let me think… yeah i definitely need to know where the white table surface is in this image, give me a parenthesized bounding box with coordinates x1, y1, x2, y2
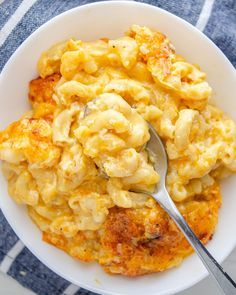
(0, 247, 235, 295)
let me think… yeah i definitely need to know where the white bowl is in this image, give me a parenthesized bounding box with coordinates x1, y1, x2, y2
(0, 1, 236, 294)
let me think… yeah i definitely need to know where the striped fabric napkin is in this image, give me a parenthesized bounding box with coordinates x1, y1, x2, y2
(0, 1, 235, 295)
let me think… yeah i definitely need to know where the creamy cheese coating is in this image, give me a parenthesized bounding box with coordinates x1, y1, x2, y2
(0, 25, 235, 276)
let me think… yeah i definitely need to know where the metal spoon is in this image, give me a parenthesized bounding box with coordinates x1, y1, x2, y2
(143, 124, 236, 295)
(83, 99, 236, 293)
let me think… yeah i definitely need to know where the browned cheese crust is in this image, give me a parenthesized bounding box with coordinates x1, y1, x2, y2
(44, 183, 221, 276)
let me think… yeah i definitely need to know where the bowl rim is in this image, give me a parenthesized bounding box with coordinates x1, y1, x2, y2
(0, 1, 235, 295)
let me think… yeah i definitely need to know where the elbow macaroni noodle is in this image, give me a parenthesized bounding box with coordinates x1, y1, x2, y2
(0, 25, 235, 276)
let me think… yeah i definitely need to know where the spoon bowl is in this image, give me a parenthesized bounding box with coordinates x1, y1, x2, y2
(146, 124, 168, 189)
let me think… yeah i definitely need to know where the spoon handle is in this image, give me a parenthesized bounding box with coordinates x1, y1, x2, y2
(156, 188, 236, 295)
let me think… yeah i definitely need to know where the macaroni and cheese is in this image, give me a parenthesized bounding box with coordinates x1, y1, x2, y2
(0, 25, 235, 276)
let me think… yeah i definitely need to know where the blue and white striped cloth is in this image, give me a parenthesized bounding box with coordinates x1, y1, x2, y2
(0, 1, 235, 294)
